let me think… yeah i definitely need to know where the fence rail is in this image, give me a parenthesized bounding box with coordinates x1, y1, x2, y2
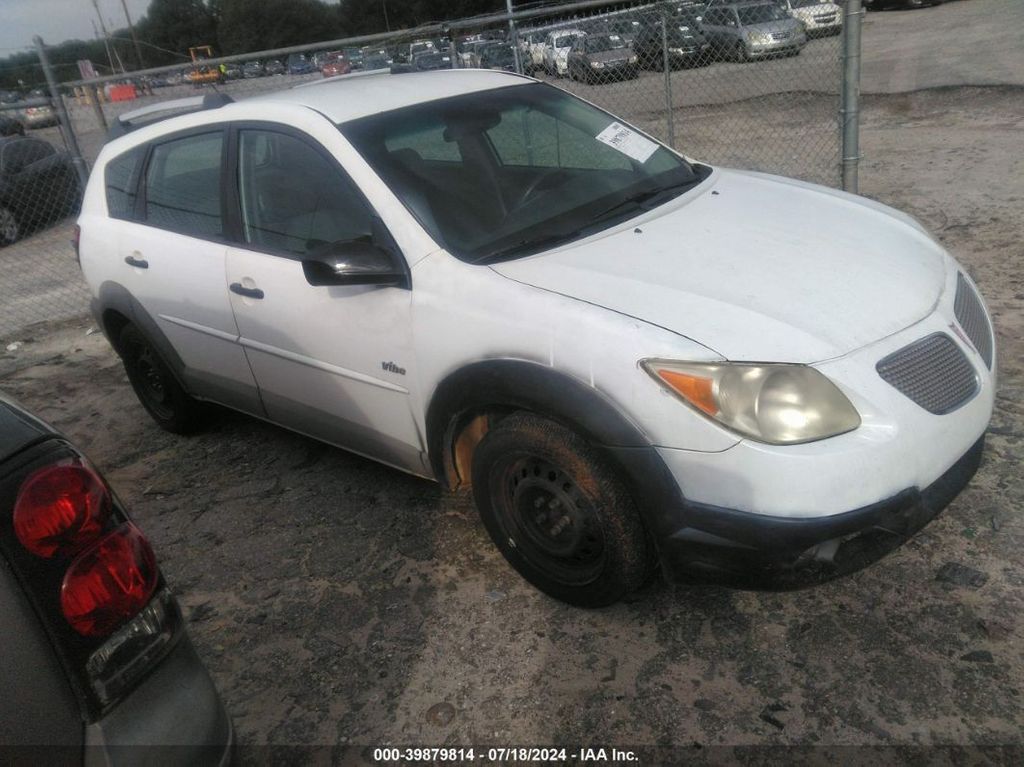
(0, 0, 861, 342)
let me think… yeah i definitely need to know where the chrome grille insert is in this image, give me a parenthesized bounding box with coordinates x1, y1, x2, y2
(954, 273, 993, 369)
(876, 334, 978, 415)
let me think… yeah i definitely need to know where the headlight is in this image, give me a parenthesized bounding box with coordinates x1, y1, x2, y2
(628, 55, 638, 64)
(591, 61, 605, 69)
(750, 32, 772, 44)
(641, 360, 861, 445)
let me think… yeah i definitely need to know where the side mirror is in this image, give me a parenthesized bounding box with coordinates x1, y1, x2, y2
(301, 240, 407, 288)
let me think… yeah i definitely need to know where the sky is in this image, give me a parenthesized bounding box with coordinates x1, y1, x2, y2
(1, 0, 154, 53)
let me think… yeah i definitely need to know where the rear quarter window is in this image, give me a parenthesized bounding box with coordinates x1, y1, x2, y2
(105, 147, 143, 220)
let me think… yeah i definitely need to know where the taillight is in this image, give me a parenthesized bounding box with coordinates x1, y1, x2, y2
(13, 461, 109, 558)
(72, 224, 81, 263)
(3, 447, 181, 717)
(61, 523, 158, 637)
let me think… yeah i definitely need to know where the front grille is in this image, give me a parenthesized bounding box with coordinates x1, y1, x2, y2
(877, 334, 978, 414)
(954, 273, 993, 369)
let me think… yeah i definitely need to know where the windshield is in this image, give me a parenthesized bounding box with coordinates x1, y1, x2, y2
(738, 4, 790, 24)
(340, 83, 702, 263)
(791, 0, 829, 7)
(553, 35, 578, 48)
(587, 35, 627, 53)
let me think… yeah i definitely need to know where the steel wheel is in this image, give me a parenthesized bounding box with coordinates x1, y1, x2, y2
(118, 324, 205, 434)
(472, 412, 654, 607)
(497, 454, 607, 586)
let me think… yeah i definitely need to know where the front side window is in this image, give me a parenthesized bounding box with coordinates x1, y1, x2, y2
(341, 83, 702, 264)
(144, 132, 223, 238)
(237, 129, 373, 256)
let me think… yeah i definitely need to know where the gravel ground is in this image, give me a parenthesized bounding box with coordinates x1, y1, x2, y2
(0, 84, 1021, 755)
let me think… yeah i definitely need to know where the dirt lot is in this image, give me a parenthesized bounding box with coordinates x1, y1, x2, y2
(0, 84, 1021, 754)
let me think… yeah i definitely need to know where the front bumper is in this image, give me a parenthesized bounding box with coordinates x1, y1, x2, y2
(652, 436, 983, 588)
(749, 37, 805, 56)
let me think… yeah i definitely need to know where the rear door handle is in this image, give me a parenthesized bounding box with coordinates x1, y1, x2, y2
(230, 282, 264, 300)
(124, 256, 148, 269)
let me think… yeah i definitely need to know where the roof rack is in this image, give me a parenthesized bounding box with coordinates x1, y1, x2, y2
(107, 92, 233, 141)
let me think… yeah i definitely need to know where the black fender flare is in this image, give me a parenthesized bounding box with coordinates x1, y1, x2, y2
(92, 280, 191, 393)
(425, 359, 687, 547)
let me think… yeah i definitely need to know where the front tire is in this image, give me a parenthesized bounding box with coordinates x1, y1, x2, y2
(118, 324, 205, 434)
(471, 412, 654, 607)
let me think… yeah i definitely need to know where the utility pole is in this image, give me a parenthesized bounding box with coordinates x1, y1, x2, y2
(92, 18, 115, 74)
(382, 1, 390, 32)
(90, 0, 123, 73)
(118, 0, 145, 69)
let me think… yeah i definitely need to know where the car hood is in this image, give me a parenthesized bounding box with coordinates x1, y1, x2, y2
(746, 20, 802, 34)
(491, 169, 948, 363)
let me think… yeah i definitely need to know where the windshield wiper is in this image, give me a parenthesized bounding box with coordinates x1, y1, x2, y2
(586, 175, 703, 228)
(472, 174, 704, 265)
(472, 229, 587, 265)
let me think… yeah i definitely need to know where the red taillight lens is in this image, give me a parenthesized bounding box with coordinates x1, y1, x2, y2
(13, 462, 110, 558)
(61, 524, 158, 637)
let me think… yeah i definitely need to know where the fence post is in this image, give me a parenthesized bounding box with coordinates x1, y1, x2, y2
(840, 0, 864, 193)
(661, 9, 676, 149)
(33, 36, 89, 189)
(507, 0, 523, 75)
(90, 86, 108, 132)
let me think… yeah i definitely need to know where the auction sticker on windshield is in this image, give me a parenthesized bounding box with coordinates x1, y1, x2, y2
(595, 122, 658, 163)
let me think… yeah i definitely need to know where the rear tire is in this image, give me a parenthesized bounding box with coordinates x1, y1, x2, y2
(118, 324, 205, 434)
(471, 412, 654, 607)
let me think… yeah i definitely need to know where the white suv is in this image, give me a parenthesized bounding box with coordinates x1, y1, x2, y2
(78, 71, 995, 606)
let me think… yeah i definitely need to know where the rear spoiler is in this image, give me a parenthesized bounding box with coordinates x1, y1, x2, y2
(107, 92, 233, 141)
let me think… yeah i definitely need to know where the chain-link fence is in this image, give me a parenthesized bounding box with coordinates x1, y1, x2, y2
(1, 0, 861, 343)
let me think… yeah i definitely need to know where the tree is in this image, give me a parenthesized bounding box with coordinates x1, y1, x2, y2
(136, 0, 218, 56)
(217, 0, 340, 54)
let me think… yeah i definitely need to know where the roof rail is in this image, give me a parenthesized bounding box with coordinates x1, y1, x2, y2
(107, 92, 233, 142)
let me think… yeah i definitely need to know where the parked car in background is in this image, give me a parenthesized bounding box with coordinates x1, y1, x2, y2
(776, 0, 843, 35)
(605, 17, 643, 45)
(411, 51, 450, 71)
(361, 48, 391, 70)
(702, 1, 807, 61)
(265, 59, 286, 76)
(321, 51, 352, 78)
(0, 391, 233, 759)
(286, 53, 315, 75)
(20, 102, 58, 129)
(544, 28, 585, 76)
(567, 33, 639, 82)
(344, 47, 364, 70)
(634, 9, 710, 69)
(243, 60, 266, 78)
(221, 62, 243, 80)
(519, 31, 548, 74)
(478, 42, 517, 72)
(0, 136, 80, 246)
(0, 113, 25, 137)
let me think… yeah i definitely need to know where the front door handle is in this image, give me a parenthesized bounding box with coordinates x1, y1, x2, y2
(124, 255, 148, 269)
(230, 282, 264, 300)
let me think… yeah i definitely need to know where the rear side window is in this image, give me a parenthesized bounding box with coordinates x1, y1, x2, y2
(105, 148, 142, 220)
(144, 132, 223, 238)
